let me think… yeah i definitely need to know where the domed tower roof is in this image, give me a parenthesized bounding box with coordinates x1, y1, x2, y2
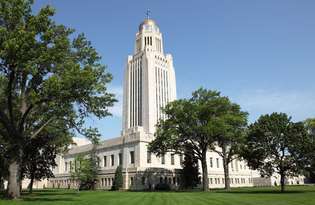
(138, 19, 157, 31)
(138, 18, 160, 33)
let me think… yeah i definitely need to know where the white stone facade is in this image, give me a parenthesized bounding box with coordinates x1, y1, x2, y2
(47, 18, 304, 190)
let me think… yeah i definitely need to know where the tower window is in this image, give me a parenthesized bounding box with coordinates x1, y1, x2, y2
(130, 151, 135, 164)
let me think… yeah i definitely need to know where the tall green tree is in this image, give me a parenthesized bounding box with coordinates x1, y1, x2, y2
(181, 145, 199, 189)
(242, 113, 311, 192)
(112, 166, 123, 191)
(304, 118, 315, 182)
(71, 129, 100, 191)
(0, 0, 116, 198)
(21, 123, 73, 193)
(149, 88, 236, 191)
(211, 101, 248, 190)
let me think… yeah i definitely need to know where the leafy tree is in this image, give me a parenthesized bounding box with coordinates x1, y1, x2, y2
(181, 146, 199, 189)
(71, 129, 100, 191)
(0, 0, 116, 198)
(71, 155, 98, 190)
(242, 113, 311, 192)
(112, 166, 123, 191)
(211, 101, 248, 190)
(303, 118, 315, 182)
(149, 88, 235, 191)
(21, 125, 73, 193)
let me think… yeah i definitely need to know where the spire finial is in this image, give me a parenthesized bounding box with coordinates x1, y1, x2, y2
(146, 9, 151, 19)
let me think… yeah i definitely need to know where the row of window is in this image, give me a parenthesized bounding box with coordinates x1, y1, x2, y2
(209, 177, 252, 185)
(100, 178, 114, 187)
(147, 152, 182, 165)
(209, 157, 248, 171)
(64, 151, 135, 172)
(129, 57, 142, 127)
(155, 66, 169, 122)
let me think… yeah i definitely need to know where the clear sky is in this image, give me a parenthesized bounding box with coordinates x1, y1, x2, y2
(33, 0, 315, 140)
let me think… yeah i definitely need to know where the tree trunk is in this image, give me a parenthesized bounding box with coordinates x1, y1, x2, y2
(7, 160, 21, 199)
(280, 172, 285, 193)
(223, 157, 230, 190)
(28, 175, 34, 194)
(201, 153, 209, 191)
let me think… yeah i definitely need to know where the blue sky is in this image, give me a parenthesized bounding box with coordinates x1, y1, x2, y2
(33, 0, 315, 139)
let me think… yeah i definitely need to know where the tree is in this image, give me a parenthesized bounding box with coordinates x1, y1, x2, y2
(211, 101, 248, 190)
(112, 166, 123, 190)
(242, 113, 311, 192)
(71, 129, 100, 191)
(303, 118, 315, 182)
(21, 125, 73, 193)
(71, 155, 98, 190)
(149, 88, 235, 191)
(181, 145, 199, 189)
(0, 0, 116, 198)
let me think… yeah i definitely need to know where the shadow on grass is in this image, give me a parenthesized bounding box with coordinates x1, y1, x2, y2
(22, 197, 76, 202)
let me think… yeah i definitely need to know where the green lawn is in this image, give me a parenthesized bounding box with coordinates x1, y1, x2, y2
(1, 186, 315, 205)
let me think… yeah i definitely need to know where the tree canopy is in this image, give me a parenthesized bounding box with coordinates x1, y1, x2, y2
(242, 113, 311, 192)
(0, 0, 116, 198)
(149, 88, 246, 191)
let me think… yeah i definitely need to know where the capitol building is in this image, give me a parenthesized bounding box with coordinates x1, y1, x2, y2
(45, 18, 304, 190)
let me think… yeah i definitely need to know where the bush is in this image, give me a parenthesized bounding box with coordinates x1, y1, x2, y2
(112, 166, 123, 190)
(155, 183, 171, 191)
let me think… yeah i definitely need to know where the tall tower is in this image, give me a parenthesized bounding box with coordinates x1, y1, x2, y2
(122, 18, 176, 136)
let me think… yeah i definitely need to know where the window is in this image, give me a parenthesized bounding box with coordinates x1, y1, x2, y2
(70, 161, 72, 171)
(130, 177, 134, 185)
(210, 157, 213, 168)
(216, 158, 219, 168)
(104, 156, 107, 167)
(161, 154, 165, 164)
(65, 162, 68, 172)
(147, 151, 151, 163)
(130, 151, 135, 164)
(111, 154, 114, 166)
(179, 154, 183, 165)
(119, 153, 122, 165)
(171, 154, 175, 165)
(210, 178, 213, 184)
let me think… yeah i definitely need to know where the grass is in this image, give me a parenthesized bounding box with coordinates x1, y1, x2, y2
(1, 185, 315, 205)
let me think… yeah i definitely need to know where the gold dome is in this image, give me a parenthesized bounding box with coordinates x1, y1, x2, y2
(138, 19, 158, 32)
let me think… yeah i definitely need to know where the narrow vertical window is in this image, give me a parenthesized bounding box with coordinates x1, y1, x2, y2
(171, 154, 175, 165)
(161, 154, 165, 165)
(147, 151, 151, 164)
(104, 156, 107, 167)
(179, 154, 183, 165)
(119, 153, 122, 166)
(130, 151, 135, 164)
(216, 158, 219, 168)
(111, 154, 114, 166)
(210, 157, 213, 168)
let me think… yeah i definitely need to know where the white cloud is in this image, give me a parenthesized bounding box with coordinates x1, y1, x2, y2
(232, 89, 315, 122)
(108, 85, 123, 118)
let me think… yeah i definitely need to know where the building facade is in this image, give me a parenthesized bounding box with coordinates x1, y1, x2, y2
(47, 18, 303, 190)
